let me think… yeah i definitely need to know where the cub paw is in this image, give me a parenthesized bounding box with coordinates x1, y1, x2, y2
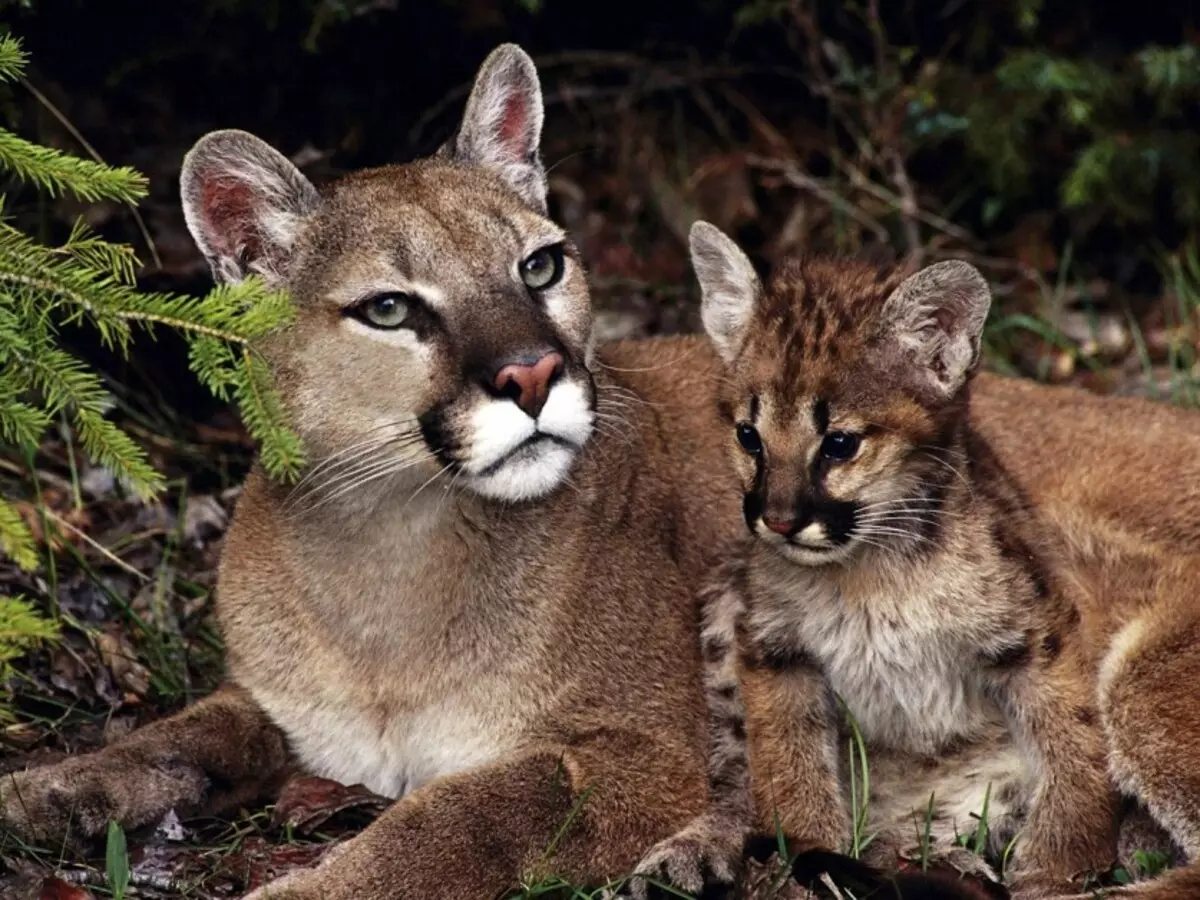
(613, 814, 744, 900)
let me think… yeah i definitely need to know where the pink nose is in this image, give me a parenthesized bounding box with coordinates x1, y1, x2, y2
(763, 517, 795, 535)
(493, 352, 564, 418)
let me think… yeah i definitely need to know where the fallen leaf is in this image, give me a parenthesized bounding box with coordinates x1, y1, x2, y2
(223, 836, 338, 892)
(38, 877, 95, 900)
(272, 775, 390, 834)
(182, 494, 229, 545)
(95, 625, 152, 698)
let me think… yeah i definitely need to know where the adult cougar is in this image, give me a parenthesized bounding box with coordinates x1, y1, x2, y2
(1, 45, 742, 899)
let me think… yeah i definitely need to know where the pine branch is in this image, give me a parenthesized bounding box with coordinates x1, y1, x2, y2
(0, 130, 148, 204)
(0, 31, 306, 573)
(0, 500, 38, 571)
(235, 348, 305, 481)
(0, 593, 58, 722)
(13, 344, 164, 497)
(0, 35, 28, 83)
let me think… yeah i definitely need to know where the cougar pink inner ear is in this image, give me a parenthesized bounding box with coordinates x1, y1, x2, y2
(179, 129, 321, 285)
(496, 87, 535, 161)
(195, 176, 262, 264)
(450, 44, 548, 212)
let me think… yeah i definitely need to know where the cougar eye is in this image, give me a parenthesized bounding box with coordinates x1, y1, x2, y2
(820, 431, 861, 461)
(520, 244, 565, 291)
(736, 422, 762, 454)
(353, 293, 411, 329)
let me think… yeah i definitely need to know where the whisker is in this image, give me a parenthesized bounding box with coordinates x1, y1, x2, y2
(295, 457, 431, 515)
(403, 463, 453, 510)
(855, 511, 959, 524)
(857, 526, 934, 545)
(296, 454, 410, 506)
(853, 496, 948, 512)
(286, 438, 390, 500)
(285, 429, 426, 504)
(595, 343, 706, 374)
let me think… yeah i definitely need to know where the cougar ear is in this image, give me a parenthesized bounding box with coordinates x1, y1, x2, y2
(446, 43, 547, 213)
(180, 129, 321, 285)
(690, 221, 761, 364)
(879, 260, 992, 398)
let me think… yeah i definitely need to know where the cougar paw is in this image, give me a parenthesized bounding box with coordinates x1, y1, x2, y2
(0, 754, 208, 846)
(614, 816, 743, 899)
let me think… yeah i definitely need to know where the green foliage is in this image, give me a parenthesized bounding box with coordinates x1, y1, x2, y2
(922, 19, 1200, 229)
(0, 34, 304, 573)
(0, 595, 58, 722)
(106, 820, 131, 900)
(776, 2, 1198, 266)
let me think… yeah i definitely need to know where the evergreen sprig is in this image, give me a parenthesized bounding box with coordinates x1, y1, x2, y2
(0, 594, 59, 722)
(0, 34, 304, 576)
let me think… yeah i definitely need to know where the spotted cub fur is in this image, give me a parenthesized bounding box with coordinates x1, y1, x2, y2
(633, 222, 1200, 900)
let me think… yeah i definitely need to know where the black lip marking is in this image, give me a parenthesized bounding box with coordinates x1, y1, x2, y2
(476, 432, 575, 478)
(824, 500, 858, 545)
(418, 404, 458, 467)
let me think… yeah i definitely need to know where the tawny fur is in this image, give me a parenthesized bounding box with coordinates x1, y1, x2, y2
(643, 222, 1200, 900)
(0, 47, 746, 899)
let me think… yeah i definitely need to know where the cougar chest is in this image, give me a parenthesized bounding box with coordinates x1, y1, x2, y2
(274, 658, 524, 799)
(229, 510, 552, 799)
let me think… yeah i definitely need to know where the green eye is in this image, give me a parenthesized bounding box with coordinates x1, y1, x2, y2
(520, 244, 565, 290)
(356, 293, 411, 329)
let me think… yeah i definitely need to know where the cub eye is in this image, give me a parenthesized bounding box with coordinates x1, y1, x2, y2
(820, 431, 861, 461)
(736, 422, 762, 454)
(520, 243, 565, 290)
(353, 293, 411, 329)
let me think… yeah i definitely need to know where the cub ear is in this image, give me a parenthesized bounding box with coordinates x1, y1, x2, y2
(880, 260, 992, 397)
(445, 43, 547, 213)
(690, 221, 761, 364)
(180, 129, 321, 286)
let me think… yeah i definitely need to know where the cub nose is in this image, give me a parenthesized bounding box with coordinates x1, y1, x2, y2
(763, 516, 797, 536)
(492, 352, 565, 419)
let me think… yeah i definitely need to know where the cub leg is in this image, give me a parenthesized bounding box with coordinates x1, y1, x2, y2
(241, 728, 705, 900)
(739, 643, 849, 853)
(986, 635, 1120, 898)
(1, 683, 288, 844)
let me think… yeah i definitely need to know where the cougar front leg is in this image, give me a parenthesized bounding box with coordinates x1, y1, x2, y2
(1, 684, 288, 845)
(620, 583, 755, 899)
(242, 728, 705, 900)
(988, 637, 1119, 898)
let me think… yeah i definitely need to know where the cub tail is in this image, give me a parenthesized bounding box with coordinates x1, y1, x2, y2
(746, 837, 1010, 900)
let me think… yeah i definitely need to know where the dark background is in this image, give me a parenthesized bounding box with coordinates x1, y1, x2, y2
(10, 2, 1198, 401)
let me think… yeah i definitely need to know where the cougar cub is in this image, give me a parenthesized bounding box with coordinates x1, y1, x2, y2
(1, 46, 747, 899)
(636, 222, 1200, 900)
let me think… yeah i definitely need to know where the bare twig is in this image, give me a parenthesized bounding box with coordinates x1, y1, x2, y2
(22, 78, 163, 272)
(746, 155, 889, 242)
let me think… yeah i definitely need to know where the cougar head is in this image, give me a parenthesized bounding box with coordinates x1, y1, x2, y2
(180, 45, 595, 508)
(690, 221, 991, 566)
